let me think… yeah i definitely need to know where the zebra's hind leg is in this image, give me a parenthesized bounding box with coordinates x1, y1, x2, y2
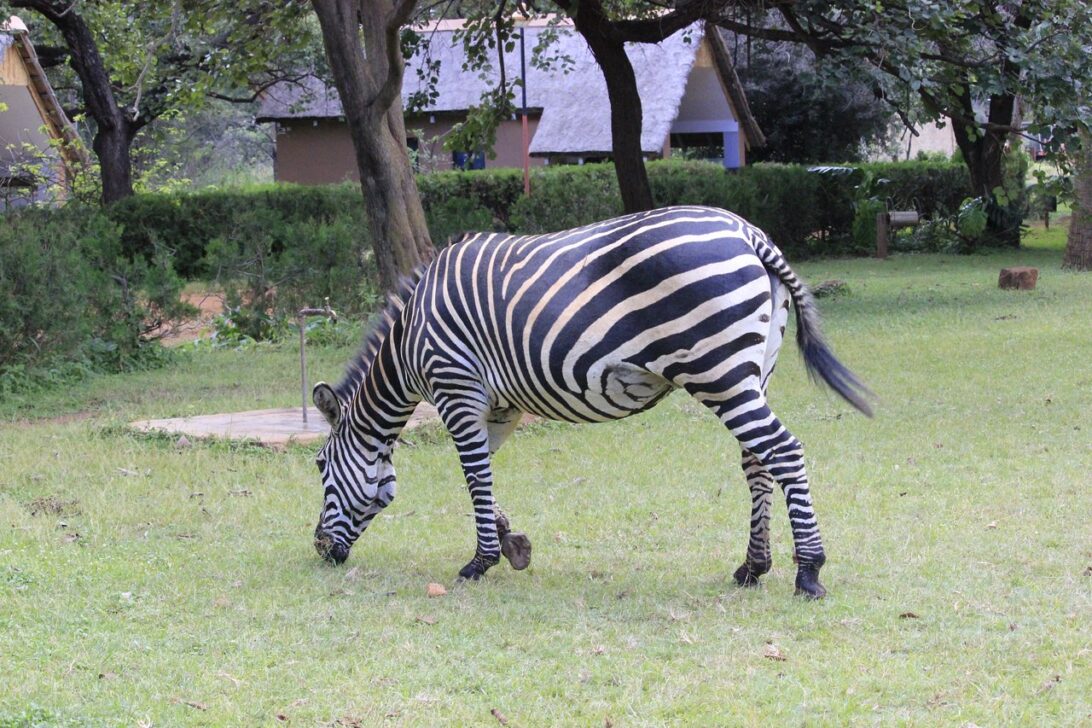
(733, 449, 774, 587)
(702, 392, 827, 599)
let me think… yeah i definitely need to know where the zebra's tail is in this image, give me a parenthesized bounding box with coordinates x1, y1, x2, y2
(753, 236, 874, 417)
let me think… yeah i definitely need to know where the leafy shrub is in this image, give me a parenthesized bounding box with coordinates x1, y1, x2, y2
(108, 183, 367, 278)
(200, 208, 379, 340)
(510, 164, 624, 232)
(0, 207, 184, 389)
(418, 167, 523, 232)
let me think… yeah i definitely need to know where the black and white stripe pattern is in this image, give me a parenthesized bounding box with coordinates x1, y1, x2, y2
(311, 206, 871, 597)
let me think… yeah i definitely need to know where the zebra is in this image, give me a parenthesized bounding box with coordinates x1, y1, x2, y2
(310, 206, 872, 598)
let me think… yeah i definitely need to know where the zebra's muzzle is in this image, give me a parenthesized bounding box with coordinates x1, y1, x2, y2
(314, 528, 349, 565)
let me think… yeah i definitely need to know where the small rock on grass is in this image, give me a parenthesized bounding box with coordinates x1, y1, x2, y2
(426, 582, 447, 598)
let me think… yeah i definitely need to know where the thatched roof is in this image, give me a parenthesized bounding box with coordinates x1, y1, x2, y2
(258, 20, 759, 156)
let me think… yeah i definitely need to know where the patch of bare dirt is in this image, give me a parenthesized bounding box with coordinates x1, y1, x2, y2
(27, 496, 81, 517)
(12, 411, 97, 429)
(150, 291, 227, 347)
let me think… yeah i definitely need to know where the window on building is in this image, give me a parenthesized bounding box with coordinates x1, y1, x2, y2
(452, 150, 485, 170)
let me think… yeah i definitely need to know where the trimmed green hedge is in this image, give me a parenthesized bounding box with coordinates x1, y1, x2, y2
(104, 159, 974, 278)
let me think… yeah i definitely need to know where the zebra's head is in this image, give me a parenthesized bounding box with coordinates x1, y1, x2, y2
(310, 382, 396, 565)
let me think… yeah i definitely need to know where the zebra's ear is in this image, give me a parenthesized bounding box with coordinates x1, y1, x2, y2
(312, 382, 342, 428)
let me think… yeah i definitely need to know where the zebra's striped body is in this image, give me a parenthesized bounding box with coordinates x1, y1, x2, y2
(312, 206, 871, 597)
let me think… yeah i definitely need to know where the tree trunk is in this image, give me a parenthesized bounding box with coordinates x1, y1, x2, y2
(93, 123, 135, 204)
(949, 91, 1020, 248)
(310, 0, 432, 291)
(1063, 130, 1092, 270)
(560, 0, 654, 214)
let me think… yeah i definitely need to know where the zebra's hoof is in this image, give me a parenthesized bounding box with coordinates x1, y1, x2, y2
(457, 554, 498, 581)
(793, 564, 827, 600)
(457, 566, 484, 582)
(733, 563, 763, 587)
(501, 532, 532, 570)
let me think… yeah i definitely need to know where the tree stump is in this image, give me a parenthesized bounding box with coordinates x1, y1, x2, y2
(998, 267, 1038, 290)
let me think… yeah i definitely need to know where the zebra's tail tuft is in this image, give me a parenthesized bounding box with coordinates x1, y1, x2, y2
(792, 286, 874, 417)
(753, 234, 874, 417)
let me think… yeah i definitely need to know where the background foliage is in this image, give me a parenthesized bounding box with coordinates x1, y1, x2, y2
(2, 156, 1019, 376)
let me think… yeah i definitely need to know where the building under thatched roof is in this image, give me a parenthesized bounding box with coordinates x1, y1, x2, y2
(258, 19, 763, 183)
(1, 17, 87, 206)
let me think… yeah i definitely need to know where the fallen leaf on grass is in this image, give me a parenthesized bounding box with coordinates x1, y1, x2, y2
(426, 582, 447, 597)
(416, 615, 438, 625)
(899, 612, 920, 619)
(763, 643, 787, 661)
(490, 708, 509, 725)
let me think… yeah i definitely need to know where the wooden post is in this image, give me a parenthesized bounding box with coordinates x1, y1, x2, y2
(875, 212, 889, 259)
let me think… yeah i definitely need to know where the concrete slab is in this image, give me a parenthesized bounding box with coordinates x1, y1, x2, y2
(130, 403, 443, 448)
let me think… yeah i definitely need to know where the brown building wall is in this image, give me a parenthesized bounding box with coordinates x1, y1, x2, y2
(273, 114, 544, 185)
(273, 119, 359, 185)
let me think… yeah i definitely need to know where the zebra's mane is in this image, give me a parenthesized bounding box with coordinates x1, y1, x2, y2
(333, 266, 426, 402)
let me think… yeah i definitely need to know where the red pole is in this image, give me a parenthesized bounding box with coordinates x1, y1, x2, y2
(522, 113, 530, 196)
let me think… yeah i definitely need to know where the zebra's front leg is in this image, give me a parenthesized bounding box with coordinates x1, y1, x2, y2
(733, 450, 774, 588)
(435, 392, 503, 580)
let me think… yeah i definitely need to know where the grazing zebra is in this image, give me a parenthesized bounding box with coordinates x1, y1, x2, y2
(311, 206, 872, 598)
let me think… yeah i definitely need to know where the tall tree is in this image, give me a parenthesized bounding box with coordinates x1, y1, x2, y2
(718, 0, 1092, 247)
(310, 0, 434, 290)
(538, 1, 724, 213)
(1064, 131, 1092, 271)
(447, 1, 730, 214)
(732, 37, 891, 163)
(6, 0, 313, 203)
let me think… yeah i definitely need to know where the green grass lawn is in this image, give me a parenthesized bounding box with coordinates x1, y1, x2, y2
(1, 231, 1089, 726)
